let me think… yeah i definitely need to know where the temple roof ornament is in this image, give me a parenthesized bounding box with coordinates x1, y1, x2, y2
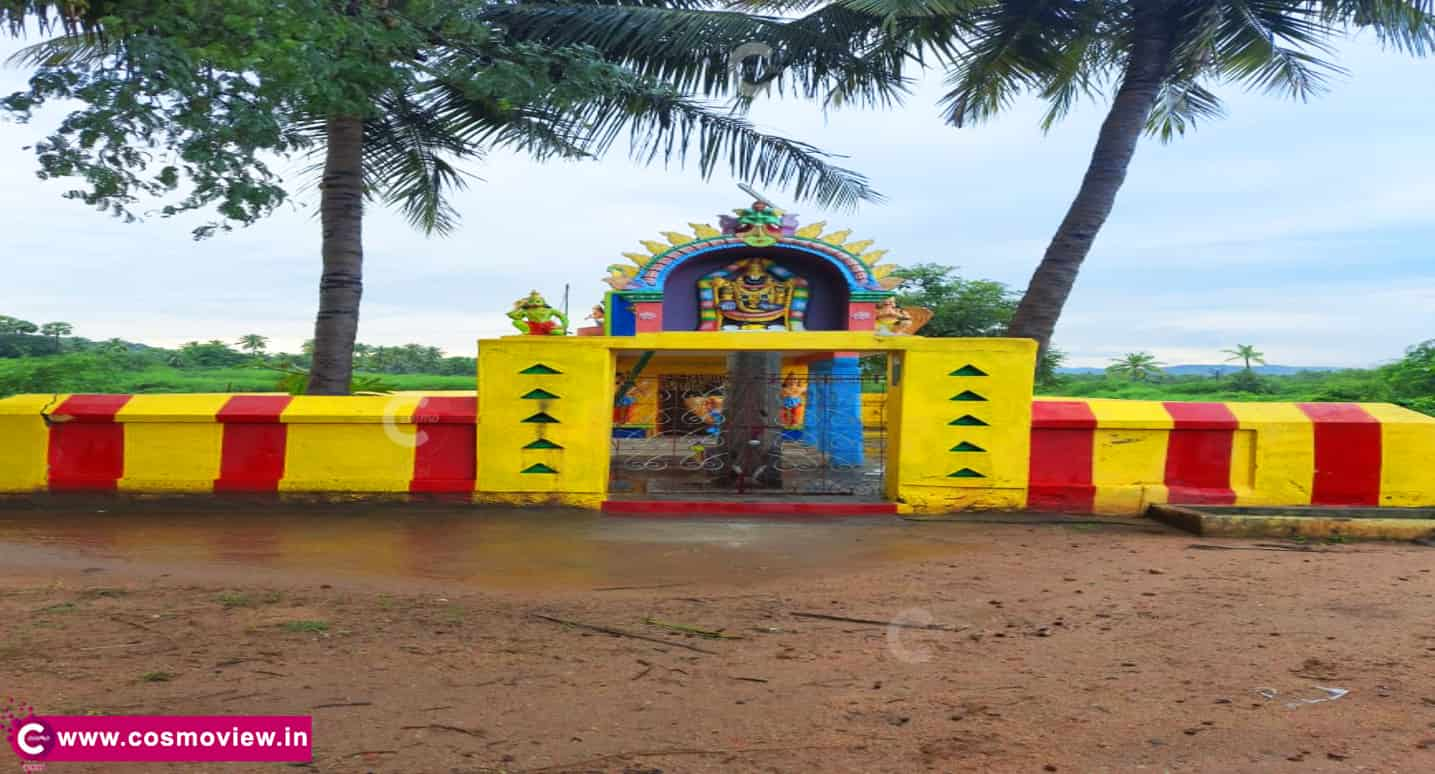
(603, 200, 902, 293)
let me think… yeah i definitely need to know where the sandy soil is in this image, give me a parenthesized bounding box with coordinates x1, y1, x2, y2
(2, 516, 1434, 773)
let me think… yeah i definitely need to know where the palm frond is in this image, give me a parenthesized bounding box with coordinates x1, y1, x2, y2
(361, 91, 481, 236)
(1147, 78, 1224, 141)
(541, 68, 882, 210)
(482, 3, 910, 107)
(5, 30, 114, 66)
(938, 0, 1099, 128)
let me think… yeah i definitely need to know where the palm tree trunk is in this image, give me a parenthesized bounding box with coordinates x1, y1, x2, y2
(306, 115, 365, 395)
(1006, 8, 1175, 356)
(721, 351, 783, 489)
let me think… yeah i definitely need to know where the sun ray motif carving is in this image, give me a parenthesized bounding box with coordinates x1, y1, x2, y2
(607, 202, 900, 294)
(794, 222, 825, 239)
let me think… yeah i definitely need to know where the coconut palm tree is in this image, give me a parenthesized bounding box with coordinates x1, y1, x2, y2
(1223, 344, 1266, 372)
(919, 1, 1432, 357)
(236, 334, 270, 356)
(537, 1, 1433, 358)
(4, 1, 888, 394)
(1107, 352, 1165, 382)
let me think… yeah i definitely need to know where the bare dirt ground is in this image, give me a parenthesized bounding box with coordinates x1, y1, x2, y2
(2, 510, 1434, 773)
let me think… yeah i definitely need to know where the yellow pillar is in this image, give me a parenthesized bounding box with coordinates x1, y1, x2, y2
(892, 338, 1036, 513)
(477, 337, 615, 507)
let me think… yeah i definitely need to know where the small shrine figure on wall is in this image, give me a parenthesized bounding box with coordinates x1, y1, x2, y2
(874, 297, 933, 336)
(507, 290, 569, 336)
(698, 258, 809, 331)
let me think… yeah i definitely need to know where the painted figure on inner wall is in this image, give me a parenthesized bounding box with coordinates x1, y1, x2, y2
(873, 297, 933, 336)
(698, 258, 809, 331)
(780, 372, 806, 428)
(507, 291, 569, 336)
(684, 394, 725, 436)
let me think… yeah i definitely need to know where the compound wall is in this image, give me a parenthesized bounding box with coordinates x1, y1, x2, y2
(0, 392, 477, 495)
(1027, 398, 1435, 514)
(3, 335, 1432, 516)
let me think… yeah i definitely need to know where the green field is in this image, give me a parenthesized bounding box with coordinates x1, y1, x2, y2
(0, 358, 474, 396)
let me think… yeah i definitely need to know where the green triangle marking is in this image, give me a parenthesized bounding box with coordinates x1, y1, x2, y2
(950, 390, 987, 402)
(521, 388, 561, 400)
(521, 463, 559, 474)
(949, 415, 988, 427)
(949, 365, 988, 377)
(950, 441, 986, 453)
(949, 468, 986, 478)
(521, 412, 560, 424)
(519, 364, 562, 375)
(523, 438, 564, 450)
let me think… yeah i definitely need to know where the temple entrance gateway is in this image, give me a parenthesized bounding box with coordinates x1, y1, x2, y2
(475, 194, 1038, 513)
(608, 354, 887, 498)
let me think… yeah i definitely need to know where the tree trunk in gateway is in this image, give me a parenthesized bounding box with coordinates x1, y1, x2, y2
(1006, 12, 1175, 358)
(306, 115, 366, 395)
(721, 351, 783, 489)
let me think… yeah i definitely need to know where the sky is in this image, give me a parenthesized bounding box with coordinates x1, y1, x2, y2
(2, 36, 1432, 368)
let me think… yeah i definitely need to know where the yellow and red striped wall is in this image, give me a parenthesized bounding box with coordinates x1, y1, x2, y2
(0, 393, 477, 495)
(3, 390, 1433, 515)
(1028, 398, 1435, 513)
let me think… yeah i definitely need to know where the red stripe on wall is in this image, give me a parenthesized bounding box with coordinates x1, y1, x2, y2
(215, 395, 293, 492)
(1162, 402, 1238, 505)
(47, 395, 132, 491)
(410, 397, 477, 494)
(1028, 401, 1097, 512)
(1299, 403, 1382, 506)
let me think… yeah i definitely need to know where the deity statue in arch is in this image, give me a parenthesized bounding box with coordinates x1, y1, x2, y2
(698, 258, 808, 331)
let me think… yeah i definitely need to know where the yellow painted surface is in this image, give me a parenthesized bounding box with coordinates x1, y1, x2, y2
(478, 337, 616, 498)
(120, 423, 224, 491)
(1361, 403, 1435, 507)
(563, 330, 1030, 354)
(281, 394, 427, 424)
(115, 395, 229, 493)
(1087, 399, 1172, 514)
(281, 423, 420, 493)
(0, 394, 65, 492)
(889, 340, 1036, 513)
(114, 393, 236, 423)
(1225, 402, 1314, 507)
(861, 393, 886, 429)
(883, 355, 905, 502)
(277, 395, 424, 492)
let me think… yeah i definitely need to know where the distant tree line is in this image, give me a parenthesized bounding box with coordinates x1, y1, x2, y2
(0, 315, 475, 376)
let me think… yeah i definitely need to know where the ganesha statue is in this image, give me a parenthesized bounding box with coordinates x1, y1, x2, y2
(507, 290, 569, 336)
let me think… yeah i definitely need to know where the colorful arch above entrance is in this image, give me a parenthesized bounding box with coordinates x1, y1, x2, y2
(598, 200, 907, 335)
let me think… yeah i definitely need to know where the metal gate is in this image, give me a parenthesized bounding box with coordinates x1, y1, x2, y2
(609, 371, 886, 498)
